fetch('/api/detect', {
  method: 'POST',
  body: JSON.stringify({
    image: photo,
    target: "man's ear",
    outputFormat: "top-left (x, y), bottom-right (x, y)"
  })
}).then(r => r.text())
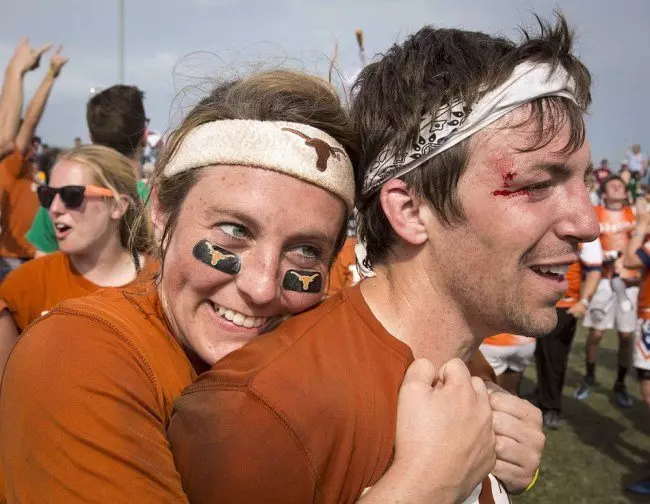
top-left (379, 179), bottom-right (428, 246)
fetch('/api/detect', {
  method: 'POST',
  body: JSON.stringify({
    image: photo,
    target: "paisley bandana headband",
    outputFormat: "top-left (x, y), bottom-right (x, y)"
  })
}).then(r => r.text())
top-left (164, 120), bottom-right (355, 213)
top-left (361, 61), bottom-right (579, 199)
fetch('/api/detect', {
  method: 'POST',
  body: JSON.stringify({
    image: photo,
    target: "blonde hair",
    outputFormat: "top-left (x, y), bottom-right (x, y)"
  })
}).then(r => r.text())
top-left (58, 145), bottom-right (152, 255)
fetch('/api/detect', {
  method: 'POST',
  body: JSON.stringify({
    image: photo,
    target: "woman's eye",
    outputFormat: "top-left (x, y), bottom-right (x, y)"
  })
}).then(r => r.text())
top-left (295, 245), bottom-right (320, 259)
top-left (218, 223), bottom-right (249, 239)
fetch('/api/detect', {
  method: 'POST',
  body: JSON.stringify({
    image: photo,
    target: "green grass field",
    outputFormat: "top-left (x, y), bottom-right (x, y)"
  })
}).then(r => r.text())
top-left (515, 325), bottom-right (650, 504)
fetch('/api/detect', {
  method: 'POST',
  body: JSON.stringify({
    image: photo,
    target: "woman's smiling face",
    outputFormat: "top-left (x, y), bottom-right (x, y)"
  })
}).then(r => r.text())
top-left (157, 165), bottom-right (347, 365)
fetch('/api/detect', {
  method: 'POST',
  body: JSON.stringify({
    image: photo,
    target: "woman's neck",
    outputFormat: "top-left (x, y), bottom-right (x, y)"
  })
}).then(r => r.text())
top-left (69, 232), bottom-right (140, 287)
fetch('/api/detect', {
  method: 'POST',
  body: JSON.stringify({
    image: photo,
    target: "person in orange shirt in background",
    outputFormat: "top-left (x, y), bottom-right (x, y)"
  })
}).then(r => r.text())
top-left (0, 38), bottom-right (53, 162)
top-left (622, 195), bottom-right (650, 495)
top-left (534, 238), bottom-right (602, 429)
top-left (480, 333), bottom-right (536, 395)
top-left (327, 231), bottom-right (360, 296)
top-left (575, 175), bottom-right (637, 407)
top-left (0, 46), bottom-right (68, 281)
top-left (0, 145), bottom-right (151, 376)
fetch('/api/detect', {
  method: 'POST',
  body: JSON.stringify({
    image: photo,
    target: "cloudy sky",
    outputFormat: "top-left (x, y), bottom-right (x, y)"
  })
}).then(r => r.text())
top-left (1, 0), bottom-right (648, 164)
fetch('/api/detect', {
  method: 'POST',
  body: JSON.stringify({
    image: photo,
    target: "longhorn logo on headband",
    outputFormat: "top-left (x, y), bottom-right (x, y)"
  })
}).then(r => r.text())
top-left (282, 269), bottom-right (323, 294)
top-left (193, 239), bottom-right (241, 275)
top-left (281, 128), bottom-right (346, 172)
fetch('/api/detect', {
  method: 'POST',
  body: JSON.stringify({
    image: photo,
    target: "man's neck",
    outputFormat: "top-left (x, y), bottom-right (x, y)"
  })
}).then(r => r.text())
top-left (605, 201), bottom-right (625, 210)
top-left (68, 232), bottom-right (136, 287)
top-left (359, 258), bottom-right (481, 369)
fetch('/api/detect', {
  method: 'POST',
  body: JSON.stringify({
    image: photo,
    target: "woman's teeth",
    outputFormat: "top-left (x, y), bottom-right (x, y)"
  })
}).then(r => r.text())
top-left (214, 304), bottom-right (266, 328)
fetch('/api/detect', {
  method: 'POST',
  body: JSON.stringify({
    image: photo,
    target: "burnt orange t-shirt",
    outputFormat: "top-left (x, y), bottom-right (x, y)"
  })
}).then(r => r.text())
top-left (556, 238), bottom-right (603, 309)
top-left (482, 333), bottom-right (534, 346)
top-left (0, 281), bottom-right (202, 503)
top-left (0, 151), bottom-right (38, 258)
top-left (595, 205), bottom-right (636, 280)
top-left (635, 238), bottom-right (650, 320)
top-left (327, 237), bottom-right (360, 296)
top-left (0, 251), bottom-right (157, 331)
top-left (168, 285), bottom-right (505, 504)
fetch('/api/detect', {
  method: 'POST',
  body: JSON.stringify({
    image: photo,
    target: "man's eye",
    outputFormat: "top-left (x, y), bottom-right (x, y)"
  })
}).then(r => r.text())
top-left (526, 181), bottom-right (553, 192)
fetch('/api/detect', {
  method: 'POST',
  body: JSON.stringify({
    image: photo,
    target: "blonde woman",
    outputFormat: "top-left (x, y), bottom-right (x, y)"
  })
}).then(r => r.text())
top-left (0, 145), bottom-right (151, 373)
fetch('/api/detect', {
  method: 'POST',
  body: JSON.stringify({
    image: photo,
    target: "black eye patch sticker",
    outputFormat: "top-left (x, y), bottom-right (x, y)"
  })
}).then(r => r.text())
top-left (282, 270), bottom-right (323, 294)
top-left (193, 239), bottom-right (241, 275)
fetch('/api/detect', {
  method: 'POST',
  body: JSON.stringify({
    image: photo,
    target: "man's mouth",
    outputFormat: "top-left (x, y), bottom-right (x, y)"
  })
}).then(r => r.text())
top-left (530, 264), bottom-right (569, 282)
top-left (209, 301), bottom-right (268, 329)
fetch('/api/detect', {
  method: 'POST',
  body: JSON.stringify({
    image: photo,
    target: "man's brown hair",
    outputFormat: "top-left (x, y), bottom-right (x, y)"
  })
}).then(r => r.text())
top-left (86, 85), bottom-right (146, 158)
top-left (351, 13), bottom-right (591, 266)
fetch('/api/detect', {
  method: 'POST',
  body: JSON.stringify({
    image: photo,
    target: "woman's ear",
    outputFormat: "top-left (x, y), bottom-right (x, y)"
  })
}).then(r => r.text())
top-left (110, 194), bottom-right (131, 221)
top-left (149, 187), bottom-right (166, 240)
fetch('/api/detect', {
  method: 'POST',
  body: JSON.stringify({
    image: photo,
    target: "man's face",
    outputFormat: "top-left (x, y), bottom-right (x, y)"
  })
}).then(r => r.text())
top-left (423, 107), bottom-right (598, 337)
top-left (603, 178), bottom-right (628, 204)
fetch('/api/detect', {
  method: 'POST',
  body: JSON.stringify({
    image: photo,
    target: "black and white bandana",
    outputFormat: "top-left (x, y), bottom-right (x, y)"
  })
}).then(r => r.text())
top-left (361, 62), bottom-right (578, 199)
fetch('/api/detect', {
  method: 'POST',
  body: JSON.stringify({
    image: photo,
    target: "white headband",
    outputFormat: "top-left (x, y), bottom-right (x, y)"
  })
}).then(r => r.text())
top-left (361, 61), bottom-right (578, 198)
top-left (164, 120), bottom-right (355, 213)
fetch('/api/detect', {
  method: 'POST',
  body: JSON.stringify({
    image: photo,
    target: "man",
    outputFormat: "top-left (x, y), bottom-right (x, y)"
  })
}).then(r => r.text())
top-left (480, 333), bottom-right (536, 395)
top-left (535, 237), bottom-right (602, 429)
top-left (622, 197), bottom-right (650, 496)
top-left (0, 47), bottom-right (68, 280)
top-left (575, 175), bottom-right (637, 407)
top-left (168, 16), bottom-right (595, 503)
top-left (73, 136), bottom-right (82, 148)
top-left (26, 84), bottom-right (148, 255)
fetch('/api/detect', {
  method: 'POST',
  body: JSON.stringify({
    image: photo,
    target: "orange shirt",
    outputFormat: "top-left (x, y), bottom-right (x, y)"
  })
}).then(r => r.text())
top-left (327, 237), bottom-right (360, 296)
top-left (168, 285), bottom-right (505, 504)
top-left (482, 333), bottom-right (534, 346)
top-left (636, 239), bottom-right (650, 320)
top-left (556, 238), bottom-right (603, 309)
top-left (0, 252), bottom-right (156, 331)
top-left (595, 205), bottom-right (636, 280)
top-left (0, 281), bottom-right (203, 503)
top-left (0, 152), bottom-right (38, 258)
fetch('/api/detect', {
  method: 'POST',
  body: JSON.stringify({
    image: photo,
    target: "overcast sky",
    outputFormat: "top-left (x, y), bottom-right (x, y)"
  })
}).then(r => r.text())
top-left (1, 0), bottom-right (648, 165)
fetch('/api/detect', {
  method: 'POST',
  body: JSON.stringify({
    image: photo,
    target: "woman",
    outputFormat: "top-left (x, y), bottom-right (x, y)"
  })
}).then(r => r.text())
top-left (0, 70), bottom-right (504, 503)
top-left (0, 145), bottom-right (151, 376)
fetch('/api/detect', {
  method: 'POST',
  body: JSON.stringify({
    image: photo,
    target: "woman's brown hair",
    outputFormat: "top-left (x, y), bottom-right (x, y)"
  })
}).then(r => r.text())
top-left (130, 70), bottom-right (358, 270)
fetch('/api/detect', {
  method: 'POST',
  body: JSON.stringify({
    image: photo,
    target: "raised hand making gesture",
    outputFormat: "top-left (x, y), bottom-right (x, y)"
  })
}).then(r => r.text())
top-left (48, 46), bottom-right (69, 78)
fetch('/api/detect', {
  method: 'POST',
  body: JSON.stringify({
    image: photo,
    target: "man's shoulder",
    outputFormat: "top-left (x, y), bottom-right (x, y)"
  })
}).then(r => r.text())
top-left (199, 285), bottom-right (410, 413)
top-left (210, 293), bottom-right (354, 382)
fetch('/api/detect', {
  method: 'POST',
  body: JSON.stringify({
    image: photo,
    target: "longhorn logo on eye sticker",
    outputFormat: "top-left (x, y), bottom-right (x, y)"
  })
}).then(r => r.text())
top-left (282, 270), bottom-right (323, 293)
top-left (193, 239), bottom-right (241, 275)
